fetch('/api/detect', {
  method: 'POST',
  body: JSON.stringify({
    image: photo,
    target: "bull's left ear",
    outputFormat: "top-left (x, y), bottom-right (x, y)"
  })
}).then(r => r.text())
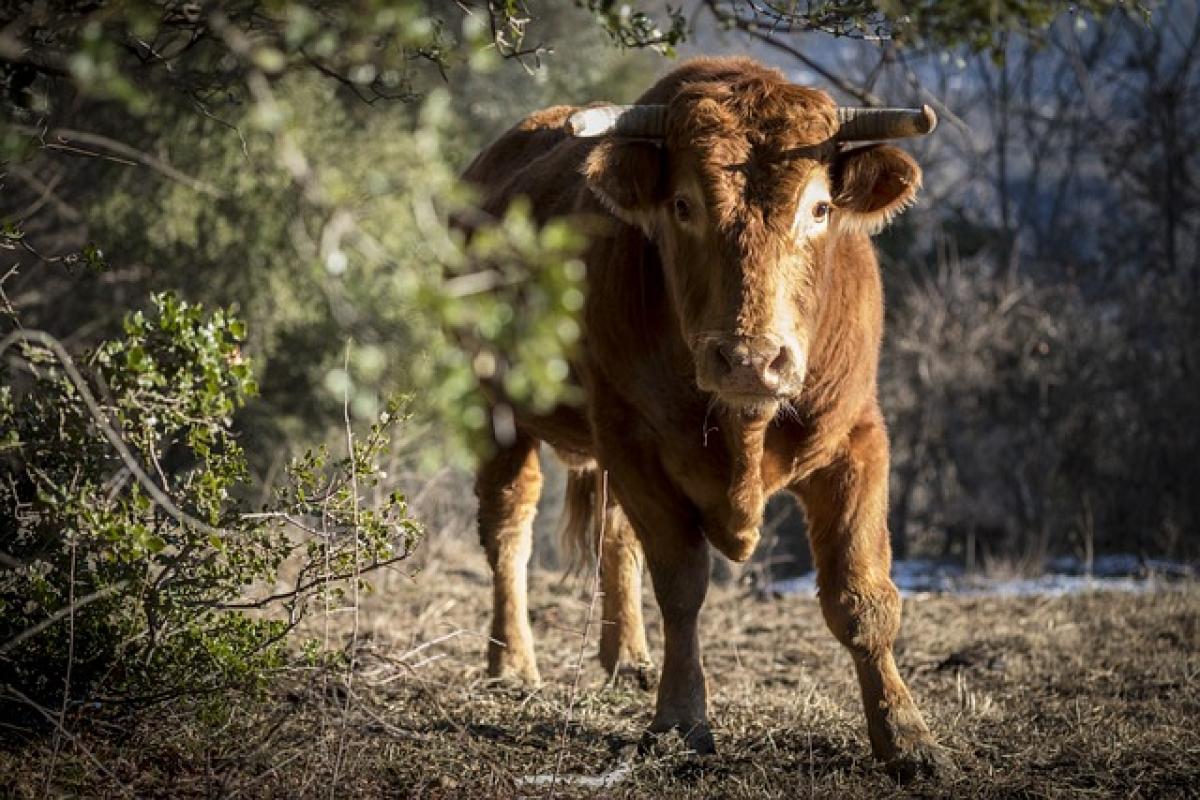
top-left (582, 138), bottom-right (664, 234)
top-left (829, 144), bottom-right (922, 235)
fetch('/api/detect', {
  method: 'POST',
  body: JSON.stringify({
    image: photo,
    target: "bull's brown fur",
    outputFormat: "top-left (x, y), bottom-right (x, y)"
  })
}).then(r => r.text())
top-left (464, 56), bottom-right (944, 777)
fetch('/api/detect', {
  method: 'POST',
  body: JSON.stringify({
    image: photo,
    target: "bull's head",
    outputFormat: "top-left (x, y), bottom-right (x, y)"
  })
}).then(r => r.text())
top-left (570, 68), bottom-right (935, 416)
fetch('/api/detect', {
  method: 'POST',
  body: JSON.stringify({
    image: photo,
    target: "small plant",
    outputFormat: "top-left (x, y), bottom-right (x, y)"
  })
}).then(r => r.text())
top-left (0, 290), bottom-right (420, 715)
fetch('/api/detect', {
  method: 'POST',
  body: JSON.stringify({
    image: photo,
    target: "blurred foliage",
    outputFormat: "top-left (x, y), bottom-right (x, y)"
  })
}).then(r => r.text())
top-left (582, 0), bottom-right (687, 50)
top-left (0, 288), bottom-right (419, 710)
top-left (0, 1), bottom-right (681, 118)
top-left (69, 72), bottom-right (592, 465)
top-left (2, 2), bottom-right (663, 472)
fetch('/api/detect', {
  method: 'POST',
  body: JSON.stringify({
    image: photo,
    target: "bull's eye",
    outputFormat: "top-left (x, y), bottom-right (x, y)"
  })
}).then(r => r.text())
top-left (673, 196), bottom-right (692, 223)
top-left (812, 201), bottom-right (831, 222)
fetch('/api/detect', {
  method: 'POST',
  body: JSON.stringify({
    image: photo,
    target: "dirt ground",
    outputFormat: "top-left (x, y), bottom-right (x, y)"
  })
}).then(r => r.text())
top-left (4, 537), bottom-right (1199, 799)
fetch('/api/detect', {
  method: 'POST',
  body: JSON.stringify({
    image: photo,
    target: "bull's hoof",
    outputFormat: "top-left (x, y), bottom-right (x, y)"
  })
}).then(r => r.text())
top-left (484, 660), bottom-right (541, 690)
top-left (486, 641), bottom-right (541, 687)
top-left (884, 742), bottom-right (953, 783)
top-left (482, 673), bottom-right (542, 693)
top-left (682, 722), bottom-right (717, 755)
top-left (638, 722), bottom-right (716, 756)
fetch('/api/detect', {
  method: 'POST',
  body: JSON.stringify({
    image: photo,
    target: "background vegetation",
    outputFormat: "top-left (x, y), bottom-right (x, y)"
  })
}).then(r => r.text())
top-left (1, 0), bottom-right (1196, 794)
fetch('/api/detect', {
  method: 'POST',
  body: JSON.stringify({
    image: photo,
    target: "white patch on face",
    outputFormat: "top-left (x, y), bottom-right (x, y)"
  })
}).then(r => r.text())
top-left (791, 173), bottom-right (832, 241)
top-left (770, 276), bottom-right (808, 391)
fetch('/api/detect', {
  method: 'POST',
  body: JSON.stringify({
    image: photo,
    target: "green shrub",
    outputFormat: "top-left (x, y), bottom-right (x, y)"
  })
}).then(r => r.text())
top-left (0, 291), bottom-right (419, 713)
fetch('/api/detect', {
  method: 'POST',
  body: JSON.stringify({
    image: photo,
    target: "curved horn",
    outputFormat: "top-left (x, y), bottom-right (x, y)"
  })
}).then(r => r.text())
top-left (835, 105), bottom-right (938, 141)
top-left (567, 104), bottom-right (668, 138)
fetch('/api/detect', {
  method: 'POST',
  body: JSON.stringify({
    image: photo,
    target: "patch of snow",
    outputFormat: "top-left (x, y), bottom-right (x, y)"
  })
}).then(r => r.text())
top-left (514, 762), bottom-right (632, 790)
top-left (766, 554), bottom-right (1195, 599)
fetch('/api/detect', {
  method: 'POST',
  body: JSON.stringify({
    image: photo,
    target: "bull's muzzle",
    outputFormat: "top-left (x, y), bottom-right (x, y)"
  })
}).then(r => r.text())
top-left (698, 335), bottom-right (804, 401)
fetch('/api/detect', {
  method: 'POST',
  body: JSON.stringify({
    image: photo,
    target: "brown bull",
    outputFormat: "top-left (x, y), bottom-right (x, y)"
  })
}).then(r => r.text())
top-left (463, 56), bottom-right (944, 776)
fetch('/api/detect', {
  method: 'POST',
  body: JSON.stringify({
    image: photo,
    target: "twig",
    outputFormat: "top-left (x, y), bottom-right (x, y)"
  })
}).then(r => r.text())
top-left (894, 50), bottom-right (973, 135)
top-left (722, 19), bottom-right (884, 105)
top-left (548, 469), bottom-right (608, 798)
top-left (701, 0), bottom-right (891, 87)
top-left (0, 329), bottom-right (234, 542)
top-left (15, 125), bottom-right (226, 198)
top-left (240, 511), bottom-right (334, 538)
top-left (330, 342), bottom-right (361, 797)
top-left (215, 554), bottom-right (410, 609)
top-left (1, 684), bottom-right (135, 799)
top-left (399, 629), bottom-right (468, 662)
top-left (190, 93), bottom-right (250, 157)
top-left (0, 262), bottom-right (21, 307)
top-left (42, 539), bottom-right (77, 795)
top-left (0, 582), bottom-right (130, 657)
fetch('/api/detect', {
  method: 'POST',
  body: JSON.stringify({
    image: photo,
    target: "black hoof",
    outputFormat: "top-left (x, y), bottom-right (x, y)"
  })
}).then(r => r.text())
top-left (682, 723), bottom-right (717, 755)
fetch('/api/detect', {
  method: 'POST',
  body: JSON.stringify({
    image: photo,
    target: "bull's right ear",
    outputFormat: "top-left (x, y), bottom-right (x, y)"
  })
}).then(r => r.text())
top-left (582, 139), bottom-right (664, 233)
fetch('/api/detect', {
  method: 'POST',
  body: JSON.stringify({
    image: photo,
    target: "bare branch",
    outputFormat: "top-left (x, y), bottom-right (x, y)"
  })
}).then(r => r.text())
top-left (0, 581), bottom-right (131, 657)
top-left (700, 1), bottom-right (883, 105)
top-left (14, 126), bottom-right (226, 198)
top-left (0, 330), bottom-right (236, 541)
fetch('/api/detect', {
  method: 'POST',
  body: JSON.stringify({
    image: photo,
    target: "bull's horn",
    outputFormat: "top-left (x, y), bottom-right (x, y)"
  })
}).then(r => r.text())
top-left (567, 104), bottom-right (668, 138)
top-left (835, 105), bottom-right (938, 141)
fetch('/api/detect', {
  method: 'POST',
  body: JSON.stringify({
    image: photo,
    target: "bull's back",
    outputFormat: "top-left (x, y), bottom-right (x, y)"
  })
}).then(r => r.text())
top-left (462, 106), bottom-right (592, 224)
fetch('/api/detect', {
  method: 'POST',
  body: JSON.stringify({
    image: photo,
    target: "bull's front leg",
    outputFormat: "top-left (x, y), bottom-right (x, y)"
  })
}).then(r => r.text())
top-left (795, 414), bottom-right (947, 779)
top-left (602, 445), bottom-right (715, 754)
top-left (641, 527), bottom-right (712, 753)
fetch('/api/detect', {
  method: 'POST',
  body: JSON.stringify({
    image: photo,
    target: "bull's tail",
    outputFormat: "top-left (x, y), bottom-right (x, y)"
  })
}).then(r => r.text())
top-left (558, 465), bottom-right (599, 574)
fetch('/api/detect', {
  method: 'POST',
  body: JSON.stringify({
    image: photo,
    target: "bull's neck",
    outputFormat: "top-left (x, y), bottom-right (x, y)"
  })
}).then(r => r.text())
top-left (724, 409), bottom-right (768, 519)
top-left (705, 407), bottom-right (768, 562)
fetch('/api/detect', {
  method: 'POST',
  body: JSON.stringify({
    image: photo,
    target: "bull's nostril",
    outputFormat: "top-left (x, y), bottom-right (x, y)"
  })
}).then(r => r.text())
top-left (768, 347), bottom-right (790, 377)
top-left (711, 343), bottom-right (734, 376)
top-left (717, 342), bottom-right (750, 370)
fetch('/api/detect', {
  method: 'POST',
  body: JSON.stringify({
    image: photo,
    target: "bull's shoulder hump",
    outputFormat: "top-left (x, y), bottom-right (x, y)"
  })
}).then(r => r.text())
top-left (462, 105), bottom-right (593, 220)
top-left (462, 105), bottom-right (581, 184)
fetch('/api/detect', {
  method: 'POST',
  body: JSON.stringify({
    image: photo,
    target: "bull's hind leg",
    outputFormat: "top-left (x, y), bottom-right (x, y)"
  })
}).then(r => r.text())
top-left (477, 432), bottom-right (543, 684)
top-left (597, 500), bottom-right (653, 687)
top-left (795, 415), bottom-right (945, 779)
top-left (560, 465), bottom-right (653, 685)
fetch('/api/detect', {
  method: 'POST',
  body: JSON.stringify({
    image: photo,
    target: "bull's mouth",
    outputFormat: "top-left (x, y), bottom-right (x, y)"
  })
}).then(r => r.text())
top-left (703, 387), bottom-right (795, 420)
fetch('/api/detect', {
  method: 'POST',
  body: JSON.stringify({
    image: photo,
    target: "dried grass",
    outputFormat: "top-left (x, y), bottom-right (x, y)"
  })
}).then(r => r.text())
top-left (3, 536), bottom-right (1197, 798)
